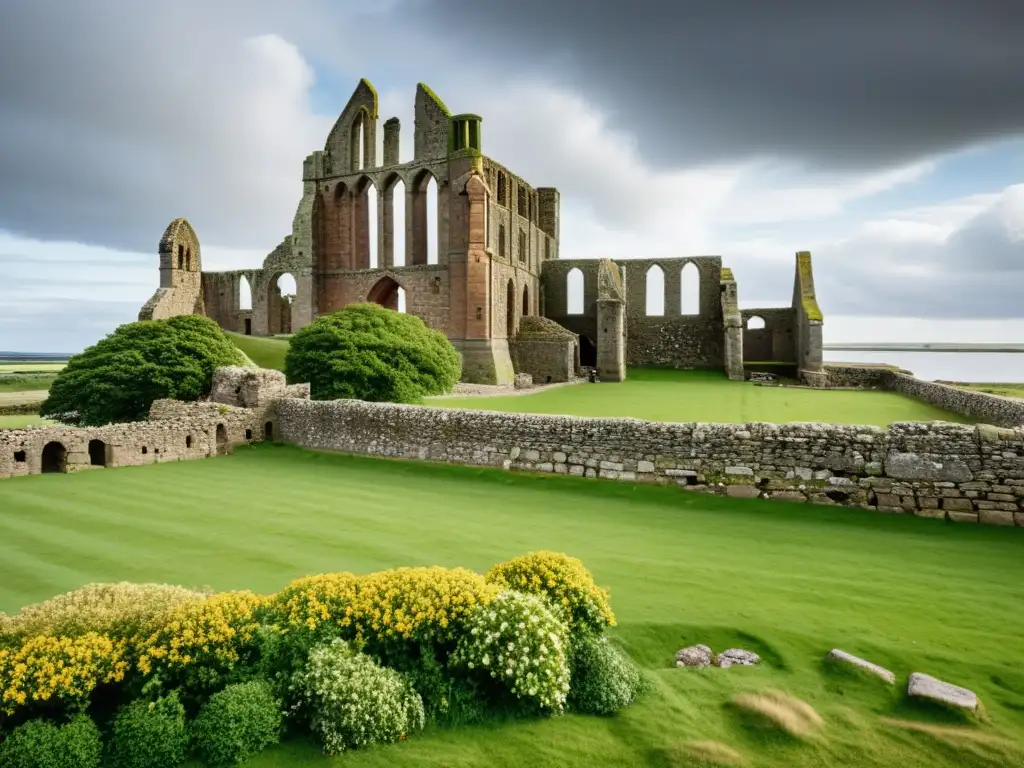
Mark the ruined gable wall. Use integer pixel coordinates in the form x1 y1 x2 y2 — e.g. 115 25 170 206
275 399 1024 527
622 257 724 369
540 259 600 342
740 307 796 364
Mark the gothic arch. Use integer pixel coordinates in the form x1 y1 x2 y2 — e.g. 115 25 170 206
367 274 404 311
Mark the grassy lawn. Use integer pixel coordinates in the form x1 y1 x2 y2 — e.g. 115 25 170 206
951 383 1024 400
227 332 289 371
0 363 65 373
0 415 54 429
1 445 1022 767
436 369 973 427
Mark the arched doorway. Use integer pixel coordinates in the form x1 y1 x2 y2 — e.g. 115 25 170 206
367 276 401 311
268 273 296 335
88 439 107 467
522 285 530 317
506 279 516 338
216 424 228 456
41 442 67 474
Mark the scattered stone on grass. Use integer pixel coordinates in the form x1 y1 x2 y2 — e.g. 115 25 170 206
731 689 823 739
714 649 761 668
675 644 713 668
907 672 978 711
826 649 895 684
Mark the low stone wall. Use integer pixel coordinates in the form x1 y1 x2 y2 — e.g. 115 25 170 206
276 399 1024 527
0 400 263 479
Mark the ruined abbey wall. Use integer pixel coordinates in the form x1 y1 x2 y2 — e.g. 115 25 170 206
276 398 1024 527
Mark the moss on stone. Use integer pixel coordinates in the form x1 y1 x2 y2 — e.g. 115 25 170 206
720 267 735 282
515 316 577 341
418 82 452 116
358 78 380 119
796 251 823 322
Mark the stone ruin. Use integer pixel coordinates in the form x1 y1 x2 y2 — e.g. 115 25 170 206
139 78 825 387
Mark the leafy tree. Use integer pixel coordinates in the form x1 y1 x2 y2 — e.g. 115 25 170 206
285 303 461 403
40 315 246 426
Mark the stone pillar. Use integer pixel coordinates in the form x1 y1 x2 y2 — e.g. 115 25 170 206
597 299 626 382
383 118 400 166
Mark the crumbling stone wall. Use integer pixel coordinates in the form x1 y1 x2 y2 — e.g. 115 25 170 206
510 317 579 384
138 219 204 321
275 399 1024 527
793 251 824 383
740 308 795 365
0 401 262 480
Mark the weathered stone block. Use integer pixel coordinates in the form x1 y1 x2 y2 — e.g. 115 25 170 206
907 673 978 711
886 452 972 483
914 508 945 519
725 466 754 477
948 511 979 524
979 510 1015 526
942 497 973 512
826 649 895 683
726 485 761 499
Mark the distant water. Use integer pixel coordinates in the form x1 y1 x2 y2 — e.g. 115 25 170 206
824 351 1024 383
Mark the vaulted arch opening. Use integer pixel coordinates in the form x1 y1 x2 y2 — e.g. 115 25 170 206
747 315 766 330
268 273 296 335
411 170 438 266
88 439 107 467
645 264 665 316
368 275 403 312
41 441 67 474
215 424 228 456
353 176 378 270
239 275 252 311
384 175 406 268
566 268 584 315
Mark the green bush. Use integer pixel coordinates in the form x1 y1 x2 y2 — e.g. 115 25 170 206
567 634 643 716
284 303 460 403
108 692 188 768
191 680 283 767
292 639 425 755
41 315 245 426
0 715 103 768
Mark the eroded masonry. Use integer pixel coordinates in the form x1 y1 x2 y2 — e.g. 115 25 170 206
139 79 824 386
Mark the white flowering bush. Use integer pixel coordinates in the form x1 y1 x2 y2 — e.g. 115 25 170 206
568 634 643 715
451 591 571 713
291 639 425 755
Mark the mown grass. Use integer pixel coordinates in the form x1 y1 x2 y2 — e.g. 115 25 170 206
227 332 289 372
950 383 1024 400
1 444 1022 767
0 415 54 429
437 369 974 428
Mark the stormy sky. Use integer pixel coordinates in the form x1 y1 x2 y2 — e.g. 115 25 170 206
0 0 1022 353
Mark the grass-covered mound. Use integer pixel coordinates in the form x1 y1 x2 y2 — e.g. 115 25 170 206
39 315 245 427
285 303 460 403
226 333 289 373
0 553 642 766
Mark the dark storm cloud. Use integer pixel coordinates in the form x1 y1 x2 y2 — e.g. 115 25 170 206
408 0 1024 170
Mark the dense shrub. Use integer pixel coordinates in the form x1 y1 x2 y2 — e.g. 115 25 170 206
486 551 615 635
567 634 643 715
40 314 245 426
191 680 283 767
0 633 128 715
0 715 103 768
292 639 425 755
136 591 266 694
451 591 571 713
0 583 208 644
108 692 188 768
284 303 461 403
266 572 360 634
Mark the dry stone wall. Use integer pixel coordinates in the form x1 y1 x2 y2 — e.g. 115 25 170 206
276 399 1024 527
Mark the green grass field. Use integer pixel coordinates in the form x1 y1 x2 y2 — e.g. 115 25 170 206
954 383 1024 399
1 445 1022 767
437 369 973 427
227 332 289 371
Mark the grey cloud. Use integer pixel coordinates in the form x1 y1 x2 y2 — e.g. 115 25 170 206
407 0 1024 171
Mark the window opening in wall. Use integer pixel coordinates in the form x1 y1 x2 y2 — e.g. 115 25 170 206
681 261 700 315
154 448 160 454
177 244 184 269
357 115 365 171
518 230 526 262
522 285 530 317
497 173 506 206
545 238 551 262
14 450 26 463
517 186 526 217
186 248 192 270
397 286 406 313
747 315 766 330
88 439 106 467
367 179 379 268
475 307 482 320
216 424 228 455
567 267 584 315
498 224 506 259
239 275 252 311
186 435 193 448
244 318 252 335
245 429 253 440
264 421 274 440
141 446 148 455
645 264 665 316
425 176 438 265
41 442 67 474
506 280 516 338
392 178 406 266
269 273 296 335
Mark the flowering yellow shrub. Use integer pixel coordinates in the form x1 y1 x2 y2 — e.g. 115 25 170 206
0 632 128 715
137 591 267 677
267 572 359 633
0 583 208 643
348 567 500 643
486 552 615 633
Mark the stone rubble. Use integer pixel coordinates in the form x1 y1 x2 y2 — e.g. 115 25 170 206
907 672 978 711
675 644 713 668
713 648 762 668
826 649 895 683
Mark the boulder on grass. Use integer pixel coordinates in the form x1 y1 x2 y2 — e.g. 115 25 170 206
675 644 713 668
907 672 978 711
